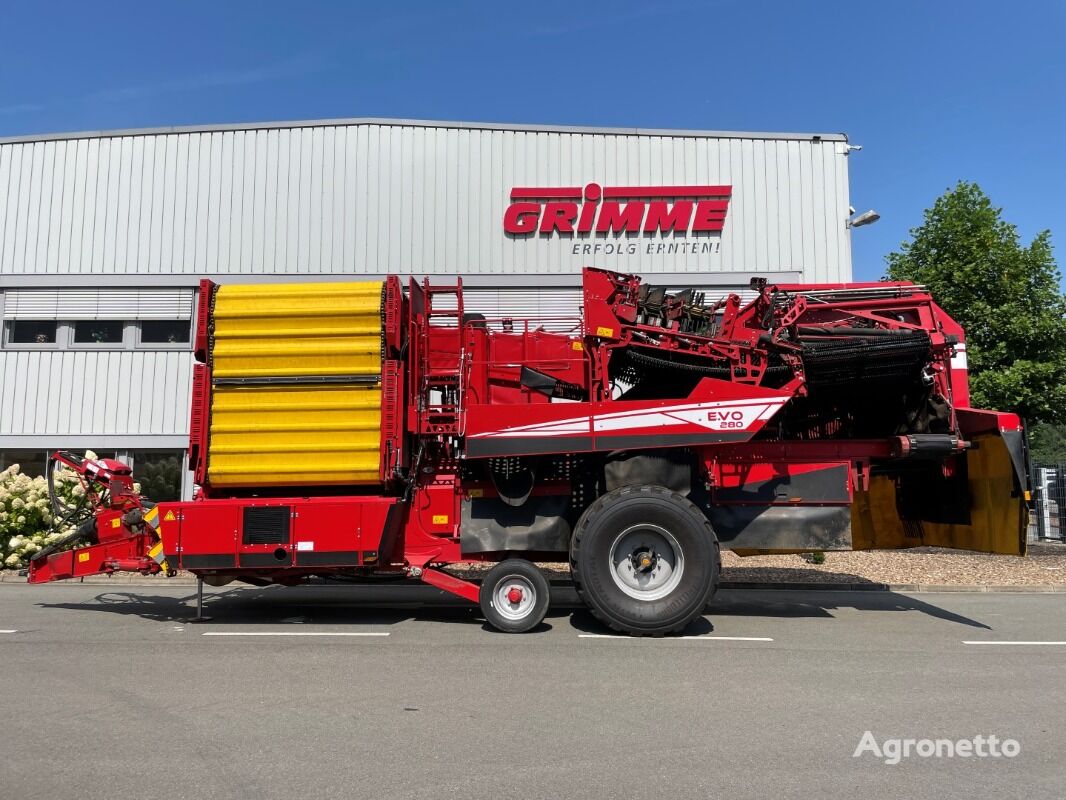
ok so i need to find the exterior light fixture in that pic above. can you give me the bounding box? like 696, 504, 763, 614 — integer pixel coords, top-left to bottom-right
849, 210, 880, 228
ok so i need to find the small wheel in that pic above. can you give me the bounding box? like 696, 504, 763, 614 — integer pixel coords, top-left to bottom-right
480, 559, 550, 633
571, 485, 720, 636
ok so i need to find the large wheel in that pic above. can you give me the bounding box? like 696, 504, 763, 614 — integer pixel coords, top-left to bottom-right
479, 559, 550, 633
570, 485, 720, 636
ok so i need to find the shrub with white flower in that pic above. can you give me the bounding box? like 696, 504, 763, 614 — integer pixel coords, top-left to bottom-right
1, 454, 97, 569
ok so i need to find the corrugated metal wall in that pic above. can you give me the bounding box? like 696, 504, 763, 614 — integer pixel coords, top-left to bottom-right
0, 121, 851, 282
0, 350, 192, 437
0, 119, 852, 448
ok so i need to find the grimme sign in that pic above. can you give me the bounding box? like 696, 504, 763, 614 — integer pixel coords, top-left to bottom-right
503, 183, 732, 255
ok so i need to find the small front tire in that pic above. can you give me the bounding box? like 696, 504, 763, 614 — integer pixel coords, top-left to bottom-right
480, 559, 550, 633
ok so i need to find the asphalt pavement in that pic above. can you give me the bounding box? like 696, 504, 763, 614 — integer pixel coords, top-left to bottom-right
1, 581, 1063, 800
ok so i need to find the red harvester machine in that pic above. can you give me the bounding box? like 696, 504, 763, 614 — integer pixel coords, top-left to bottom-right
28, 268, 1032, 634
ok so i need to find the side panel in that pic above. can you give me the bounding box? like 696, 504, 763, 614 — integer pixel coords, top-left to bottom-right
189, 363, 211, 486
165, 497, 398, 572
292, 500, 380, 567
851, 432, 1028, 556
379, 360, 404, 481
712, 461, 851, 505
465, 377, 791, 457
706, 505, 854, 552
704, 460, 854, 551
193, 278, 215, 362
174, 503, 239, 570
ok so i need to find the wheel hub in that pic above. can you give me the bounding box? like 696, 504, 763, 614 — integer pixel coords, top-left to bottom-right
631, 549, 656, 573
493, 576, 536, 621
609, 524, 685, 602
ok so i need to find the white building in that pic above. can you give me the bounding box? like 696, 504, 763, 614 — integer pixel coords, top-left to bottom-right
0, 118, 855, 498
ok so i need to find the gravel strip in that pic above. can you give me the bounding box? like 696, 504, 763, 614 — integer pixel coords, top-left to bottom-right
449, 544, 1066, 587
718, 544, 1066, 587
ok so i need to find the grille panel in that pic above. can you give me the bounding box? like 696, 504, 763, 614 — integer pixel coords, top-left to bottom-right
242, 506, 291, 545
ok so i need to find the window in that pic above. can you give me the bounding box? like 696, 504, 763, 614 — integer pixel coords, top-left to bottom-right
131, 451, 184, 501
3, 320, 194, 350
72, 320, 125, 345
0, 450, 48, 478
6, 320, 58, 345
3, 288, 195, 350
140, 319, 191, 345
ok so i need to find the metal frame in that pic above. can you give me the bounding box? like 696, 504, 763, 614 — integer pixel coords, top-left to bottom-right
68, 320, 131, 350
134, 319, 193, 350
1, 319, 61, 349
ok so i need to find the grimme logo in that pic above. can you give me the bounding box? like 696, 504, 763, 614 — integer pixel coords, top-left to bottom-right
503, 183, 732, 237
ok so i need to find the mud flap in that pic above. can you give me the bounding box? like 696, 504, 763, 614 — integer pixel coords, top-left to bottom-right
851, 430, 1029, 556
459, 494, 571, 554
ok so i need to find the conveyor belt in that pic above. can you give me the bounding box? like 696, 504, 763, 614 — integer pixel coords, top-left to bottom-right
800, 331, 931, 388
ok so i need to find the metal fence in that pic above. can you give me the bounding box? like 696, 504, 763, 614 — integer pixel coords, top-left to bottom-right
1029, 464, 1066, 543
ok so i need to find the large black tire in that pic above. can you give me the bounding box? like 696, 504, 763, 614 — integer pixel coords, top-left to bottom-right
570, 485, 720, 636
479, 559, 551, 633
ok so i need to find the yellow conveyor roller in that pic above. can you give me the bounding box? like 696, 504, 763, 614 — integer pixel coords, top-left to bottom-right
206, 281, 385, 488
211, 281, 384, 379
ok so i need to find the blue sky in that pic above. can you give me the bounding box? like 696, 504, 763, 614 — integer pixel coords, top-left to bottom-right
1, 0, 1063, 281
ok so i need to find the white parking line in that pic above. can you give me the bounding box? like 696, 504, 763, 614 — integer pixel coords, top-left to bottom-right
963, 640, 1066, 646
579, 634, 773, 641
201, 631, 390, 637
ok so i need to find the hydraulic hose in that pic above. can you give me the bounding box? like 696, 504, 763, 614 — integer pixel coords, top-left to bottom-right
46, 454, 92, 530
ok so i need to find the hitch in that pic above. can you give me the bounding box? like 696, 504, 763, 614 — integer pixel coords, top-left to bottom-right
26, 452, 170, 584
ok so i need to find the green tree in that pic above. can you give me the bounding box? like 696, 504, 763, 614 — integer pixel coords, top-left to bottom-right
885, 181, 1066, 424
1028, 422, 1066, 464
